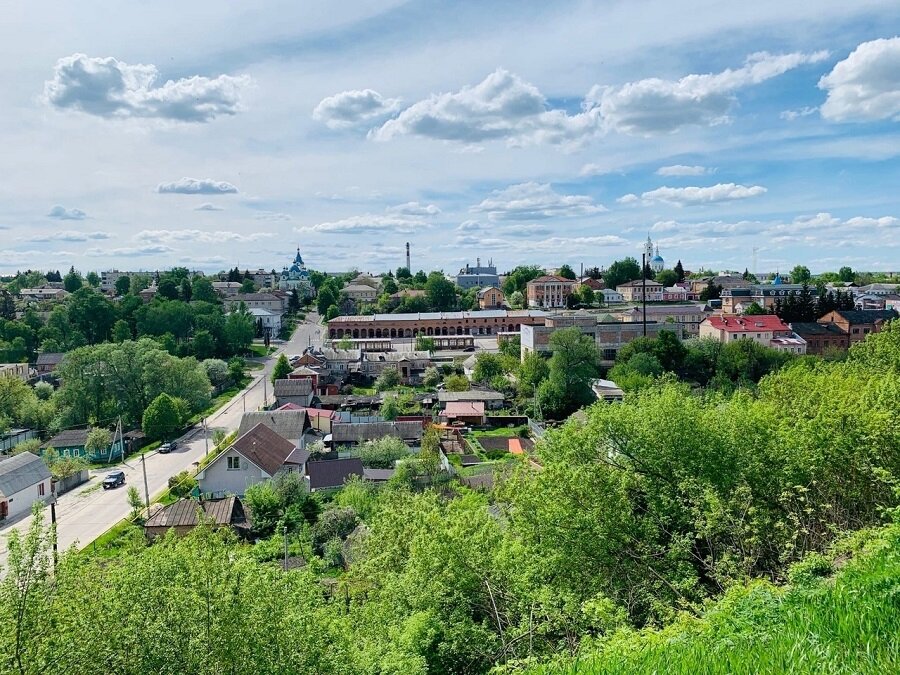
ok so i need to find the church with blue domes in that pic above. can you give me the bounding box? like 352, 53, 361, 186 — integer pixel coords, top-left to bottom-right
279, 247, 313, 296
644, 235, 665, 273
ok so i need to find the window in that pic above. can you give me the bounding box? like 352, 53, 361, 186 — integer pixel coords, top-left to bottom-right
38, 482, 45, 497
852, 328, 860, 334
227, 456, 241, 470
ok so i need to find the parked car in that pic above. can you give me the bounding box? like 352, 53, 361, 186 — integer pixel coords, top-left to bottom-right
158, 441, 177, 454
102, 470, 126, 489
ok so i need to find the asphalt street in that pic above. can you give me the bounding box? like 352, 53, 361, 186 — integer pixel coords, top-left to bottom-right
0, 313, 323, 566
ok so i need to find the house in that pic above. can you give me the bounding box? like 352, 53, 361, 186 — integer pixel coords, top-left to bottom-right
0, 428, 37, 454
35, 352, 64, 376
689, 275, 747, 294
600, 288, 624, 304
699, 315, 803, 352
854, 293, 886, 311
144, 496, 250, 539
389, 289, 427, 302
817, 309, 898, 345
857, 283, 900, 297
790, 322, 850, 355
579, 278, 605, 291
359, 351, 432, 384
19, 287, 69, 302
343, 284, 379, 303
527, 276, 578, 309
437, 389, 506, 410
275, 404, 337, 433
211, 281, 243, 297
0, 452, 52, 520
362, 467, 396, 483
720, 279, 812, 313
224, 293, 288, 314
288, 366, 320, 390
273, 378, 314, 407
477, 287, 505, 309
441, 401, 486, 426
615, 279, 664, 302
305, 458, 364, 492
138, 284, 158, 303
662, 286, 699, 301
248, 307, 282, 334
330, 421, 423, 449
237, 409, 312, 446
40, 428, 124, 461
0, 363, 30, 381
196, 423, 302, 497
885, 295, 900, 313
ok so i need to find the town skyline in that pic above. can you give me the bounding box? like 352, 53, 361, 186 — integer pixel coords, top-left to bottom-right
1, 2, 899, 274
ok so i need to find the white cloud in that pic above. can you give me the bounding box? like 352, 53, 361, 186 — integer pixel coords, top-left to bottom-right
580, 163, 616, 177
617, 193, 639, 204
312, 89, 401, 129
656, 164, 712, 176
371, 69, 599, 146
28, 230, 111, 242
134, 229, 275, 243
819, 37, 900, 122
780, 106, 818, 121
472, 182, 606, 220
588, 50, 829, 134
455, 220, 482, 232
44, 54, 248, 122
387, 201, 441, 216
295, 214, 427, 234
529, 235, 628, 250
639, 183, 767, 205
194, 203, 224, 211
85, 244, 173, 257
47, 205, 87, 220
157, 178, 238, 194
253, 212, 292, 221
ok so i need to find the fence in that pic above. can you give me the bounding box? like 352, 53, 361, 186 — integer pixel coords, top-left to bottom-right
54, 469, 90, 496
527, 418, 545, 439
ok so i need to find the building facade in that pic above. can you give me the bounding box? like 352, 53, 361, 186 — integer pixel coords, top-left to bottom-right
621, 305, 709, 336
0, 452, 52, 520
817, 309, 898, 345
526, 276, 577, 309
343, 284, 379, 303
456, 260, 500, 289
720, 278, 810, 313
278, 248, 313, 296
699, 315, 800, 350
327, 309, 548, 339
477, 287, 505, 309
616, 279, 664, 302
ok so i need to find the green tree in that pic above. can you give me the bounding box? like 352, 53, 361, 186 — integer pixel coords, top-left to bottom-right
790, 265, 811, 284
191, 276, 218, 303
502, 265, 543, 296
271, 354, 292, 383
381, 277, 398, 295
167, 470, 198, 498
85, 271, 100, 287
85, 427, 112, 458
699, 281, 722, 301
67, 288, 118, 345
142, 393, 184, 441
157, 278, 179, 300
374, 368, 400, 392
114, 275, 131, 296
325, 305, 340, 321
425, 272, 456, 311
415, 334, 436, 352
472, 352, 504, 383
380, 394, 400, 421
508, 290, 525, 308
202, 359, 231, 389
111, 319, 131, 343
744, 301, 767, 315
316, 285, 337, 315
603, 257, 641, 290
63, 266, 83, 293
223, 308, 254, 355
180, 278, 193, 301
443, 373, 469, 391
359, 436, 408, 468
518, 351, 549, 392
557, 264, 576, 280
540, 327, 598, 418
240, 278, 256, 294
838, 266, 855, 283
673, 260, 685, 282
499, 335, 521, 358
126, 485, 144, 519
422, 366, 442, 388
655, 269, 678, 287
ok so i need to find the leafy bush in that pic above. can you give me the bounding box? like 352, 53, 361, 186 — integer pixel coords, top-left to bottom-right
167, 470, 198, 498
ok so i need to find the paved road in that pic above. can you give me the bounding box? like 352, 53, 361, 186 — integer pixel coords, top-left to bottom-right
0, 313, 322, 565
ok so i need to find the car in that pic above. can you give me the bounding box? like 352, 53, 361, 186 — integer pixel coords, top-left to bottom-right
102, 470, 126, 489
158, 441, 177, 454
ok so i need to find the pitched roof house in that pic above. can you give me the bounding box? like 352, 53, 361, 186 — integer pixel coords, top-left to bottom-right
330, 421, 423, 447
273, 378, 314, 407
196, 423, 302, 497
0, 452, 52, 520
237, 409, 312, 446
144, 496, 250, 538
817, 309, 898, 344
305, 458, 365, 492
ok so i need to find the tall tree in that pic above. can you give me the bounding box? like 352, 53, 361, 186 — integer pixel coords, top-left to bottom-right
425, 272, 456, 311
63, 266, 83, 293
142, 392, 184, 441
114, 275, 131, 296
603, 257, 641, 290
557, 264, 576, 280
271, 354, 292, 383
838, 266, 855, 283
673, 260, 685, 282
501, 265, 543, 296
790, 265, 811, 284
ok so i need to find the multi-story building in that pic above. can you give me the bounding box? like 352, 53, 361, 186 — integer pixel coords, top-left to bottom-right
343, 284, 379, 303
520, 314, 683, 365
100, 270, 131, 293
327, 309, 547, 339
621, 305, 710, 336
816, 309, 898, 345
359, 351, 433, 383
699, 315, 802, 352
456, 259, 500, 289
857, 283, 900, 297
790, 322, 850, 355
720, 279, 811, 313
224, 293, 288, 314
689, 275, 747, 294
249, 269, 276, 290
616, 279, 664, 302
211, 281, 242, 297
527, 275, 577, 309
477, 287, 504, 309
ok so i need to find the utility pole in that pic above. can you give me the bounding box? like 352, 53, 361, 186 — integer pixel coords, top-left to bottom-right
203, 418, 209, 457
263, 376, 268, 409
642, 253, 647, 337
283, 524, 289, 570
49, 489, 58, 570
141, 452, 150, 510
242, 393, 246, 412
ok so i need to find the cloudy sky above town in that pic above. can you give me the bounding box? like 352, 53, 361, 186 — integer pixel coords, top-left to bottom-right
1, 1, 899, 276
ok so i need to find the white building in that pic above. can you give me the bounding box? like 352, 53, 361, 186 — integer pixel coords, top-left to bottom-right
343, 283, 379, 303
100, 270, 131, 293
644, 235, 665, 273
278, 248, 313, 296
0, 452, 52, 520
600, 288, 624, 303
248, 308, 282, 334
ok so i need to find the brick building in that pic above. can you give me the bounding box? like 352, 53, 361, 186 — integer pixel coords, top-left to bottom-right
526, 276, 577, 309
699, 314, 805, 353
790, 322, 850, 355
816, 309, 898, 345
327, 309, 548, 339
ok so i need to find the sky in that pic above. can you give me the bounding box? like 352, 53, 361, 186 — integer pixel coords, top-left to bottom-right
1, 1, 899, 277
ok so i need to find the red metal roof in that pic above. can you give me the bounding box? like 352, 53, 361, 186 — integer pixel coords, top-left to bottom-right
444, 401, 485, 417
706, 315, 789, 333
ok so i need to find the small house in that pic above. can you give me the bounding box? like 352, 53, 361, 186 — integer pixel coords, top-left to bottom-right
442, 401, 486, 426
305, 458, 364, 492
35, 352, 64, 376
273, 378, 314, 407
330, 421, 423, 450
144, 496, 250, 539
0, 428, 37, 454
0, 452, 52, 520
40, 428, 124, 461
237, 409, 313, 447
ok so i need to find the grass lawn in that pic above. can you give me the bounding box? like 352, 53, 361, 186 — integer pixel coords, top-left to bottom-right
472, 425, 528, 438
248, 344, 275, 358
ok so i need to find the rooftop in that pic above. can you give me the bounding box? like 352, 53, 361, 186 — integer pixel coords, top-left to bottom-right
144, 496, 248, 530
0, 452, 50, 497
443, 401, 485, 417
237, 409, 310, 443
328, 309, 548, 323
229, 423, 297, 476
332, 421, 423, 443
705, 315, 789, 333
306, 458, 364, 490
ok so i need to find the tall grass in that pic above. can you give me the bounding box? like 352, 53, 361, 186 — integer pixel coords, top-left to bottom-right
532, 524, 900, 675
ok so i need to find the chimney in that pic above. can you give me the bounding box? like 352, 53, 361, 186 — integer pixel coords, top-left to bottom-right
406, 242, 411, 271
